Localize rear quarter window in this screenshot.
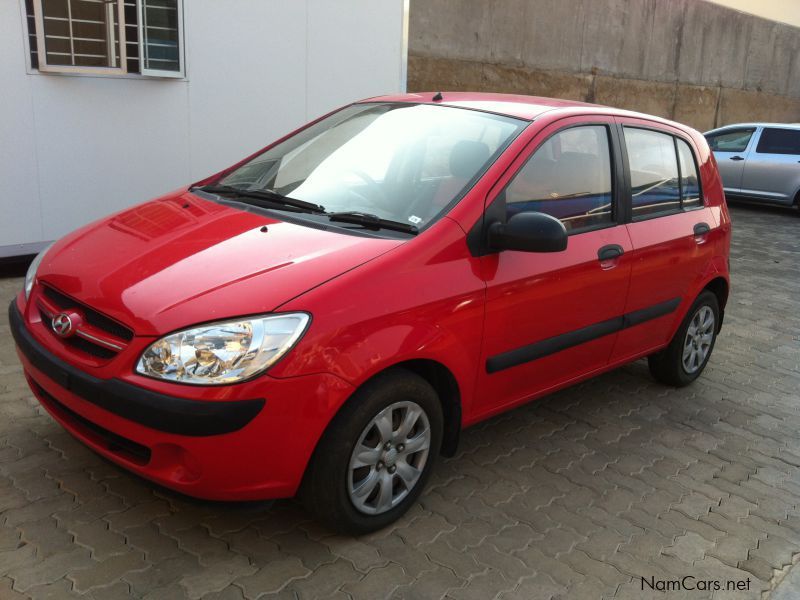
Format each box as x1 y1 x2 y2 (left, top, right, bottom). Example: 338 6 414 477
756 128 800 155
676 139 702 209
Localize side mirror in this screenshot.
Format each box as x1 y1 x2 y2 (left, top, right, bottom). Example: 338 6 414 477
487 212 567 253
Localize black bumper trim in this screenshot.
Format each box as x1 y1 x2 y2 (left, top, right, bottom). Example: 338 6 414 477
9 301 265 437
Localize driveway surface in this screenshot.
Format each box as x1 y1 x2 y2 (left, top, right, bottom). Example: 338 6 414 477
1 204 799 600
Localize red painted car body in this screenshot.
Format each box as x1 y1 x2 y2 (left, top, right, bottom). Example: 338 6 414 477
10 93 731 501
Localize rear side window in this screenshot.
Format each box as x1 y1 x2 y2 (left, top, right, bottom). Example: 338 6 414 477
756 128 800 155
677 139 702 209
504 125 613 233
706 128 755 153
624 128 680 219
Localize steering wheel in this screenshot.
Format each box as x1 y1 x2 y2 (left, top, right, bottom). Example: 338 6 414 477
342 169 391 209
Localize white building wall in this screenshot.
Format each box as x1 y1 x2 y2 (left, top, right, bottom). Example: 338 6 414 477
0 0 407 256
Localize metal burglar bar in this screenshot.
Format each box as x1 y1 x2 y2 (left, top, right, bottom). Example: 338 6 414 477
26 0 183 77
138 0 182 76
32 0 127 74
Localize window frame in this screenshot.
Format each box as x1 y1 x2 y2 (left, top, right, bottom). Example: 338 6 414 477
25 0 185 79
705 127 756 154
498 121 622 237
137 0 185 78
619 123 705 223
32 0 128 75
674 137 704 212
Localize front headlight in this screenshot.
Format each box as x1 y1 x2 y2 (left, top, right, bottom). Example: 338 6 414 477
136 313 310 385
24 243 54 301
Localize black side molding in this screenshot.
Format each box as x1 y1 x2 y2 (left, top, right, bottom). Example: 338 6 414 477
8 301 265 437
487 297 682 374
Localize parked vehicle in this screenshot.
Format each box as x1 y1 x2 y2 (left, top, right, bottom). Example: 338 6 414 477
10 93 731 533
704 123 800 210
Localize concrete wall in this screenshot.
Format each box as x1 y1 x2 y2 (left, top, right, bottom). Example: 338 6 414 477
408 0 800 131
0 0 406 255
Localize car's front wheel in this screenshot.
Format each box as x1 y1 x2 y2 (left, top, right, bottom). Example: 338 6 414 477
300 368 442 534
648 290 720 387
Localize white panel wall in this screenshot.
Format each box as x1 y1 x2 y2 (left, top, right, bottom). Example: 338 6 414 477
0 1 43 252
0 0 406 256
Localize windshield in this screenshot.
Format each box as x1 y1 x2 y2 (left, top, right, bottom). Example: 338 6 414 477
218 103 524 231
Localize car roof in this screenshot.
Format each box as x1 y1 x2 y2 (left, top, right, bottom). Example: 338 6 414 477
705 123 800 135
360 92 689 128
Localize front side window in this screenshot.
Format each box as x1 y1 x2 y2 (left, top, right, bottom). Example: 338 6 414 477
756 128 800 155
624 128 680 219
219 103 524 231
706 128 755 153
26 0 184 77
503 125 613 233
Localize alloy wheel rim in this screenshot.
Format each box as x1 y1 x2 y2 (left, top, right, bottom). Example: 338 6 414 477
682 305 715 374
347 401 431 515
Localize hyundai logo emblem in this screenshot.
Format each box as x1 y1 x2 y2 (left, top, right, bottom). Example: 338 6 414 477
52 313 74 337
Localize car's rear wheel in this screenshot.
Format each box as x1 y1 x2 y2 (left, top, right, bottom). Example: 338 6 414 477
648 290 720 387
300 368 442 534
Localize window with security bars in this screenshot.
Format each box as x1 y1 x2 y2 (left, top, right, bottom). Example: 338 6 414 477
25 0 184 77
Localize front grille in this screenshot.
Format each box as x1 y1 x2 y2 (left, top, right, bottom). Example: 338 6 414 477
38 307 117 359
31 379 151 466
42 286 133 341
37 285 133 361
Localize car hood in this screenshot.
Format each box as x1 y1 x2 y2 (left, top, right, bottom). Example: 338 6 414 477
36 192 401 335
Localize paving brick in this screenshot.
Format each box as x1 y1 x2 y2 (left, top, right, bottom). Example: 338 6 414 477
182 556 259 599
69 551 148 592
340 563 413 599
286 558 361 598
125 555 202 597
70 518 128 560
392 567 465 600
7 547 93 592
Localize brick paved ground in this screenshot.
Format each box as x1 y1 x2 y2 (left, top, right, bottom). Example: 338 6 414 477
1 203 799 600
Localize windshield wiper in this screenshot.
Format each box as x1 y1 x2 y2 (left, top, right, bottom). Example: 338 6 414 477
326 211 418 235
196 184 326 213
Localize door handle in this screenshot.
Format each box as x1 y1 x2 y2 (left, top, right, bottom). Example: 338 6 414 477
693 222 710 236
729 156 744 161
597 244 624 261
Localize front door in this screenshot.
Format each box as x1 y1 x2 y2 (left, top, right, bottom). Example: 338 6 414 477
706 126 757 194
472 117 632 420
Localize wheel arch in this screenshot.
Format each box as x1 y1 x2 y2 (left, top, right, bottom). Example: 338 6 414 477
702 276 729 331
393 359 462 457
322 359 463 459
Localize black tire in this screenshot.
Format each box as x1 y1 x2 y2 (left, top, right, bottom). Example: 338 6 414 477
299 368 442 535
648 290 720 387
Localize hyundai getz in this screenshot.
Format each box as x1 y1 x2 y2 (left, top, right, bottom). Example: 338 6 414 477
10 93 731 533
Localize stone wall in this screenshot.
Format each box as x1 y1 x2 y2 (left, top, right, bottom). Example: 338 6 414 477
408 0 800 131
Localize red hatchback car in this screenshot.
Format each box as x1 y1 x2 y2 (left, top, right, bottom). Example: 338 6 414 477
10 93 731 533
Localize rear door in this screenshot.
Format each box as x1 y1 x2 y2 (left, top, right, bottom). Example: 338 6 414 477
705 127 757 194
611 120 716 362
739 127 800 204
473 117 633 418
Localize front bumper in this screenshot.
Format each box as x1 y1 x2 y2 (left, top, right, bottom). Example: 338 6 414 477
9 301 265 436
9 299 354 500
